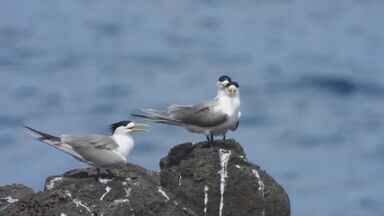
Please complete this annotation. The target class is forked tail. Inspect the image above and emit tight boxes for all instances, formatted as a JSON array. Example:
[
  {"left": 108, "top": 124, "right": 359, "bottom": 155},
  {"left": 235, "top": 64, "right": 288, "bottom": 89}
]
[
  {"left": 24, "top": 126, "right": 61, "bottom": 145},
  {"left": 24, "top": 126, "right": 85, "bottom": 162}
]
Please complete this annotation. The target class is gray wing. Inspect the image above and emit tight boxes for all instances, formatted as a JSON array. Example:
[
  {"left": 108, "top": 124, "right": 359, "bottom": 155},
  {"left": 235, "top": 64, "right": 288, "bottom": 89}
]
[
  {"left": 61, "top": 135, "right": 118, "bottom": 150},
  {"left": 168, "top": 100, "right": 228, "bottom": 127}
]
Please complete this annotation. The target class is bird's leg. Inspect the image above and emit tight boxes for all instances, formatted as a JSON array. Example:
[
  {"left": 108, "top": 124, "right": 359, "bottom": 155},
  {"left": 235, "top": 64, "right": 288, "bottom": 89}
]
[
  {"left": 223, "top": 133, "right": 226, "bottom": 140},
  {"left": 106, "top": 169, "right": 114, "bottom": 176},
  {"left": 206, "top": 135, "right": 213, "bottom": 149},
  {"left": 96, "top": 168, "right": 100, "bottom": 177},
  {"left": 115, "top": 169, "right": 121, "bottom": 178},
  {"left": 210, "top": 133, "right": 214, "bottom": 148}
]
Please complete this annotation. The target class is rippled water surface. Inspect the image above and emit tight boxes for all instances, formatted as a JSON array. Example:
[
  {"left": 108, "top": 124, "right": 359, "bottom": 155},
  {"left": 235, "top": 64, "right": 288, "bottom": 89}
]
[{"left": 0, "top": 1, "right": 383, "bottom": 215}]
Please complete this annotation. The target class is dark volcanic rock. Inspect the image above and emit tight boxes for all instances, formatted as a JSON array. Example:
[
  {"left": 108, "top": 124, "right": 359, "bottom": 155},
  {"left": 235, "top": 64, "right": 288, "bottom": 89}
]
[
  {"left": 160, "top": 140, "right": 290, "bottom": 216},
  {"left": 0, "top": 184, "right": 34, "bottom": 212},
  {"left": 2, "top": 163, "right": 195, "bottom": 216},
  {"left": 0, "top": 140, "right": 290, "bottom": 216}
]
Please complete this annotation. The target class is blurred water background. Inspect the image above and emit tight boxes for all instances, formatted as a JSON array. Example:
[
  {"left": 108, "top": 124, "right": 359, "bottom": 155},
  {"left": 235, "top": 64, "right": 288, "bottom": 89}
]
[{"left": 0, "top": 0, "right": 383, "bottom": 215}]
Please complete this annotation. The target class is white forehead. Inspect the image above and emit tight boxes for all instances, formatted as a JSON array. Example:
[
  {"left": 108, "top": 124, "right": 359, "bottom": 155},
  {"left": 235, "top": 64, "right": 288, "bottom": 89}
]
[
  {"left": 227, "top": 85, "right": 237, "bottom": 90},
  {"left": 127, "top": 122, "right": 135, "bottom": 128}
]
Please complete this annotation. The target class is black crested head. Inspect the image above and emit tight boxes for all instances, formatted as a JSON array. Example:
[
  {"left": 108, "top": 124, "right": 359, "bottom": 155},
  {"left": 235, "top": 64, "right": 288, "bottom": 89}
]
[
  {"left": 218, "top": 75, "right": 232, "bottom": 82},
  {"left": 109, "top": 120, "right": 132, "bottom": 134},
  {"left": 225, "top": 81, "right": 240, "bottom": 88}
]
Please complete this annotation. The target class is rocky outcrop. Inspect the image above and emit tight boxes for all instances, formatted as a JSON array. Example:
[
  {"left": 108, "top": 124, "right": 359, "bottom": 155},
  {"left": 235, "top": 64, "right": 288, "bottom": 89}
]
[
  {"left": 160, "top": 140, "right": 290, "bottom": 216},
  {"left": 1, "top": 164, "right": 193, "bottom": 216},
  {"left": 0, "top": 140, "right": 290, "bottom": 216},
  {"left": 0, "top": 184, "right": 34, "bottom": 212}
]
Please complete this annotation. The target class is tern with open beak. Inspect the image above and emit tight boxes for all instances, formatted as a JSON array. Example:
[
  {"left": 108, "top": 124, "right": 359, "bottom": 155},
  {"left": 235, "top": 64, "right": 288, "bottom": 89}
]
[{"left": 24, "top": 121, "right": 149, "bottom": 176}]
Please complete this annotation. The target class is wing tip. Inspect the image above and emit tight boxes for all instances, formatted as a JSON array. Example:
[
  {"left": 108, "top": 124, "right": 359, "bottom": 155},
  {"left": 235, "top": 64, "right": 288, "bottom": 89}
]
[
  {"left": 23, "top": 125, "right": 32, "bottom": 130},
  {"left": 23, "top": 125, "right": 36, "bottom": 133},
  {"left": 23, "top": 126, "right": 42, "bottom": 139}
]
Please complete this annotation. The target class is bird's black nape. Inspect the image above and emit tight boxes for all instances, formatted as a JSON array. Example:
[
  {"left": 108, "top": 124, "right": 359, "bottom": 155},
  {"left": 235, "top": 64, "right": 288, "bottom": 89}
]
[
  {"left": 109, "top": 120, "right": 132, "bottom": 134},
  {"left": 225, "top": 81, "right": 240, "bottom": 88},
  {"left": 218, "top": 75, "right": 232, "bottom": 82}
]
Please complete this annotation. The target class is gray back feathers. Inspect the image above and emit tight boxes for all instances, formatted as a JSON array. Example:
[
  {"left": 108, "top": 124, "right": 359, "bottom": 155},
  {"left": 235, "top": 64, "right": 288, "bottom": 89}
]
[
  {"left": 61, "top": 135, "right": 118, "bottom": 150},
  {"left": 133, "top": 99, "right": 228, "bottom": 128}
]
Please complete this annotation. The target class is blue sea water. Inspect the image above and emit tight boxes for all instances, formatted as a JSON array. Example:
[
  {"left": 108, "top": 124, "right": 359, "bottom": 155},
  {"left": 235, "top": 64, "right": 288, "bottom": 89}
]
[{"left": 0, "top": 0, "right": 384, "bottom": 215}]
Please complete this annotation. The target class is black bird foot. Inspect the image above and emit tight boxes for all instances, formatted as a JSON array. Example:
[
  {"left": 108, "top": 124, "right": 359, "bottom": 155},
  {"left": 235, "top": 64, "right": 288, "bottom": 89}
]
[
  {"left": 106, "top": 169, "right": 113, "bottom": 175},
  {"left": 107, "top": 169, "right": 124, "bottom": 180},
  {"left": 95, "top": 168, "right": 122, "bottom": 181},
  {"left": 94, "top": 167, "right": 104, "bottom": 179},
  {"left": 205, "top": 134, "right": 215, "bottom": 150}
]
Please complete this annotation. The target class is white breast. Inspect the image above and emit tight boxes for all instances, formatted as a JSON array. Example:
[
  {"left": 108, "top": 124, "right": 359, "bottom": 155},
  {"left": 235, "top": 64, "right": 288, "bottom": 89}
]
[
  {"left": 207, "top": 95, "right": 240, "bottom": 135},
  {"left": 216, "top": 96, "right": 240, "bottom": 116},
  {"left": 112, "top": 135, "right": 134, "bottom": 156}
]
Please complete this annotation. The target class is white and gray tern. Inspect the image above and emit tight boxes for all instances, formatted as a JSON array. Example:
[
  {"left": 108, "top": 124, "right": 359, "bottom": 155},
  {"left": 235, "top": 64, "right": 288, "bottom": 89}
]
[
  {"left": 132, "top": 76, "right": 241, "bottom": 145},
  {"left": 24, "top": 121, "right": 148, "bottom": 176}
]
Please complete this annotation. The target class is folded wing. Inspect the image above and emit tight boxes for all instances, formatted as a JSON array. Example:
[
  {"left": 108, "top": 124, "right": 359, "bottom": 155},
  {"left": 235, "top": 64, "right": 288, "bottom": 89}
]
[
  {"left": 61, "top": 135, "right": 118, "bottom": 150},
  {"left": 168, "top": 101, "right": 228, "bottom": 127}
]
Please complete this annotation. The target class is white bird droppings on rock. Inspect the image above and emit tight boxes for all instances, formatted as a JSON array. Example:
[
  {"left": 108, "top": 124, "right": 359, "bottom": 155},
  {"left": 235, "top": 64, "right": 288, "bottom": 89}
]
[
  {"left": 100, "top": 186, "right": 112, "bottom": 201},
  {"left": 178, "top": 175, "right": 182, "bottom": 186},
  {"left": 240, "top": 155, "right": 247, "bottom": 162},
  {"left": 73, "top": 199, "right": 93, "bottom": 215},
  {"left": 218, "top": 149, "right": 231, "bottom": 216},
  {"left": 157, "top": 187, "right": 170, "bottom": 201},
  {"left": 64, "top": 191, "right": 72, "bottom": 199},
  {"left": 204, "top": 185, "right": 209, "bottom": 215},
  {"left": 112, "top": 188, "right": 132, "bottom": 204},
  {"left": 0, "top": 196, "right": 18, "bottom": 204},
  {"left": 98, "top": 177, "right": 113, "bottom": 184},
  {"left": 46, "top": 177, "right": 63, "bottom": 190},
  {"left": 252, "top": 169, "right": 265, "bottom": 193}
]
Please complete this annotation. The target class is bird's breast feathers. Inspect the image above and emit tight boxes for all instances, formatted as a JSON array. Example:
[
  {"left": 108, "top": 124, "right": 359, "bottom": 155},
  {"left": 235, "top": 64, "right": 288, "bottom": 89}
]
[
  {"left": 112, "top": 135, "right": 134, "bottom": 156},
  {"left": 215, "top": 97, "right": 240, "bottom": 116}
]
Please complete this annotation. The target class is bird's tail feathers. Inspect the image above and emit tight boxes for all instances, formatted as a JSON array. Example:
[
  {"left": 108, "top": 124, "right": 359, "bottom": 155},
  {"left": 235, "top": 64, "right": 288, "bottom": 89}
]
[
  {"left": 24, "top": 126, "right": 61, "bottom": 145},
  {"left": 131, "top": 109, "right": 183, "bottom": 126},
  {"left": 24, "top": 126, "right": 85, "bottom": 162},
  {"left": 168, "top": 104, "right": 192, "bottom": 113}
]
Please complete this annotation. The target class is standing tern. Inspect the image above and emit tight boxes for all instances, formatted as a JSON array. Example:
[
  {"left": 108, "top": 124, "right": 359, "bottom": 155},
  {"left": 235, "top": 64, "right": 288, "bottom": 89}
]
[
  {"left": 132, "top": 81, "right": 241, "bottom": 145},
  {"left": 24, "top": 121, "right": 149, "bottom": 176},
  {"left": 215, "top": 75, "right": 241, "bottom": 139}
]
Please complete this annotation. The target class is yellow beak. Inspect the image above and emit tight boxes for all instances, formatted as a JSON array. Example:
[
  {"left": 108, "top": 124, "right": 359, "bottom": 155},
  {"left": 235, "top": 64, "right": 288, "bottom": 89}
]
[{"left": 131, "top": 123, "right": 150, "bottom": 132}]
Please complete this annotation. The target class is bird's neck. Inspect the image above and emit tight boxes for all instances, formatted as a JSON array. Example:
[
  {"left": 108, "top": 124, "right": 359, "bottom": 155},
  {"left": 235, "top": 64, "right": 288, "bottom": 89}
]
[
  {"left": 218, "top": 94, "right": 240, "bottom": 114},
  {"left": 112, "top": 133, "right": 134, "bottom": 155},
  {"left": 220, "top": 94, "right": 240, "bottom": 104},
  {"left": 216, "top": 88, "right": 225, "bottom": 98}
]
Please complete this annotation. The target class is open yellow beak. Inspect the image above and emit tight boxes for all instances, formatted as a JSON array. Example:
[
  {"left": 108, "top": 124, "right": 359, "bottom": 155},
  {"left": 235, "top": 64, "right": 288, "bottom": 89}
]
[{"left": 131, "top": 123, "right": 150, "bottom": 132}]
